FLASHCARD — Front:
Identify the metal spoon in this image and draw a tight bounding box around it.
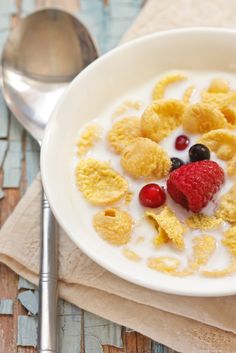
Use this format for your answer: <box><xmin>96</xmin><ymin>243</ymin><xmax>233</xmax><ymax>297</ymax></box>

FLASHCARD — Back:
<box><xmin>1</xmin><ymin>9</ymin><xmax>98</xmax><ymax>352</ymax></box>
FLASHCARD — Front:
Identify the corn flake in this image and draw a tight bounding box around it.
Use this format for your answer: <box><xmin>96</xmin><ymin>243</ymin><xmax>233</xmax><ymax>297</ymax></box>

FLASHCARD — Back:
<box><xmin>121</xmin><ymin>137</ymin><xmax>171</xmax><ymax>179</ymax></box>
<box><xmin>112</xmin><ymin>100</ymin><xmax>143</xmax><ymax>118</ymax></box>
<box><xmin>216</xmin><ymin>184</ymin><xmax>236</xmax><ymax>222</ymax></box>
<box><xmin>77</xmin><ymin>125</ymin><xmax>100</xmax><ymax>157</ymax></box>
<box><xmin>183</xmin><ymin>85</ymin><xmax>195</xmax><ymax>103</ymax></box>
<box><xmin>227</xmin><ymin>156</ymin><xmax>236</xmax><ymax>177</ymax></box>
<box><xmin>191</xmin><ymin>235</ymin><xmax>216</xmax><ymax>268</ymax></box>
<box><xmin>147</xmin><ymin>256</ymin><xmax>180</xmax><ymax>273</ymax></box>
<box><xmin>152</xmin><ymin>72</ymin><xmax>186</xmax><ymax>100</ymax></box>
<box><xmin>221</xmin><ymin>105</ymin><xmax>236</xmax><ymax>128</ymax></box>
<box><xmin>199</xmin><ymin>129</ymin><xmax>236</xmax><ymax>160</ymax></box>
<box><xmin>122</xmin><ymin>248</ymin><xmax>141</xmax><ymax>261</ymax></box>
<box><xmin>125</xmin><ymin>192</ymin><xmax>133</xmax><ymax>205</ymax></box>
<box><xmin>186</xmin><ymin>214</ymin><xmax>221</xmax><ymax>230</ymax></box>
<box><xmin>207</xmin><ymin>78</ymin><xmax>230</xmax><ymax>94</ymax></box>
<box><xmin>202</xmin><ymin>91</ymin><xmax>236</xmax><ymax>110</ymax></box>
<box><xmin>222</xmin><ymin>226</ymin><xmax>236</xmax><ymax>256</ymax></box>
<box><xmin>182</xmin><ymin>103</ymin><xmax>227</xmax><ymax>134</ymax></box>
<box><xmin>76</xmin><ymin>158</ymin><xmax>128</xmax><ymax>205</ymax></box>
<box><xmin>202</xmin><ymin>259</ymin><xmax>236</xmax><ymax>277</ymax></box>
<box><xmin>93</xmin><ymin>208</ymin><xmax>133</xmax><ymax>245</ymax></box>
<box><xmin>141</xmin><ymin>99</ymin><xmax>186</xmax><ymax>142</ymax></box>
<box><xmin>146</xmin><ymin>207</ymin><xmax>185</xmax><ymax>250</ymax></box>
<box><xmin>107</xmin><ymin>117</ymin><xmax>141</xmax><ymax>153</ymax></box>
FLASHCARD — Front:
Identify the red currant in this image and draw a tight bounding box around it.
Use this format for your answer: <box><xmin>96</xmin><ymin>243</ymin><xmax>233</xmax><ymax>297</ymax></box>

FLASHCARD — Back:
<box><xmin>139</xmin><ymin>183</ymin><xmax>166</xmax><ymax>208</ymax></box>
<box><xmin>175</xmin><ymin>135</ymin><xmax>190</xmax><ymax>151</ymax></box>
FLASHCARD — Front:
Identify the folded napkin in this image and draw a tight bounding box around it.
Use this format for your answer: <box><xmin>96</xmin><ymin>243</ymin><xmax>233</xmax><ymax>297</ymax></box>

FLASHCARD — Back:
<box><xmin>1</xmin><ymin>1</ymin><xmax>236</xmax><ymax>352</ymax></box>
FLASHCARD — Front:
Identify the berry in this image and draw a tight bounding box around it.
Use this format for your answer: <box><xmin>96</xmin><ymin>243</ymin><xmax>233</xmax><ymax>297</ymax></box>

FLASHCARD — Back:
<box><xmin>167</xmin><ymin>160</ymin><xmax>224</xmax><ymax>213</ymax></box>
<box><xmin>189</xmin><ymin>143</ymin><xmax>210</xmax><ymax>162</ymax></box>
<box><xmin>175</xmin><ymin>135</ymin><xmax>190</xmax><ymax>151</ymax></box>
<box><xmin>139</xmin><ymin>183</ymin><xmax>166</xmax><ymax>208</ymax></box>
<box><xmin>170</xmin><ymin>157</ymin><xmax>184</xmax><ymax>171</ymax></box>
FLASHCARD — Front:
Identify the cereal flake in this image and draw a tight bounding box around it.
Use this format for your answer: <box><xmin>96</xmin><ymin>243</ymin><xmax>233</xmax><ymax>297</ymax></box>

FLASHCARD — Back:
<box><xmin>146</xmin><ymin>207</ymin><xmax>185</xmax><ymax>250</ymax></box>
<box><xmin>93</xmin><ymin>208</ymin><xmax>133</xmax><ymax>245</ymax></box>
<box><xmin>121</xmin><ymin>137</ymin><xmax>171</xmax><ymax>179</ymax></box>
<box><xmin>202</xmin><ymin>259</ymin><xmax>236</xmax><ymax>277</ymax></box>
<box><xmin>222</xmin><ymin>226</ymin><xmax>236</xmax><ymax>256</ymax></box>
<box><xmin>207</xmin><ymin>78</ymin><xmax>230</xmax><ymax>94</ymax></box>
<box><xmin>191</xmin><ymin>235</ymin><xmax>216</xmax><ymax>268</ymax></box>
<box><xmin>216</xmin><ymin>183</ymin><xmax>236</xmax><ymax>222</ymax></box>
<box><xmin>186</xmin><ymin>214</ymin><xmax>221</xmax><ymax>230</ymax></box>
<box><xmin>76</xmin><ymin>158</ymin><xmax>128</xmax><ymax>205</ymax></box>
<box><xmin>147</xmin><ymin>257</ymin><xmax>180</xmax><ymax>273</ymax></box>
<box><xmin>202</xmin><ymin>91</ymin><xmax>236</xmax><ymax>110</ymax></box>
<box><xmin>152</xmin><ymin>72</ymin><xmax>186</xmax><ymax>100</ymax></box>
<box><xmin>183</xmin><ymin>85</ymin><xmax>195</xmax><ymax>103</ymax></box>
<box><xmin>107</xmin><ymin>117</ymin><xmax>141</xmax><ymax>153</ymax></box>
<box><xmin>122</xmin><ymin>248</ymin><xmax>141</xmax><ymax>261</ymax></box>
<box><xmin>199</xmin><ymin>129</ymin><xmax>236</xmax><ymax>160</ymax></box>
<box><xmin>182</xmin><ymin>103</ymin><xmax>227</xmax><ymax>134</ymax></box>
<box><xmin>77</xmin><ymin>125</ymin><xmax>100</xmax><ymax>156</ymax></box>
<box><xmin>141</xmin><ymin>99</ymin><xmax>186</xmax><ymax>142</ymax></box>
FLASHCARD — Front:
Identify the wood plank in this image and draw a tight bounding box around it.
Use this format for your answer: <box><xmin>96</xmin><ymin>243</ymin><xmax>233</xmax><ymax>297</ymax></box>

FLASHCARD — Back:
<box><xmin>25</xmin><ymin>134</ymin><xmax>39</xmax><ymax>186</ymax></box>
<box><xmin>0</xmin><ymin>299</ymin><xmax>13</xmax><ymax>314</ymax></box>
<box><xmin>0</xmin><ymin>91</ymin><xmax>9</xmax><ymax>138</ymax></box>
<box><xmin>58</xmin><ymin>300</ymin><xmax>82</xmax><ymax>353</ymax></box>
<box><xmin>0</xmin><ymin>264</ymin><xmax>18</xmax><ymax>353</ymax></box>
<box><xmin>3</xmin><ymin>116</ymin><xmax>23</xmax><ymax>188</ymax></box>
<box><xmin>17</xmin><ymin>316</ymin><xmax>38</xmax><ymax>347</ymax></box>
<box><xmin>18</xmin><ymin>278</ymin><xmax>36</xmax><ymax>291</ymax></box>
<box><xmin>84</xmin><ymin>311</ymin><xmax>123</xmax><ymax>353</ymax></box>
<box><xmin>18</xmin><ymin>291</ymin><xmax>38</xmax><ymax>315</ymax></box>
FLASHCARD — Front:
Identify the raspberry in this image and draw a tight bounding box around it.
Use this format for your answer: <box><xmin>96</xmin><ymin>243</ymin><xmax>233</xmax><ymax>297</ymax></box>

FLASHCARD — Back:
<box><xmin>167</xmin><ymin>160</ymin><xmax>224</xmax><ymax>213</ymax></box>
<box><xmin>139</xmin><ymin>183</ymin><xmax>166</xmax><ymax>208</ymax></box>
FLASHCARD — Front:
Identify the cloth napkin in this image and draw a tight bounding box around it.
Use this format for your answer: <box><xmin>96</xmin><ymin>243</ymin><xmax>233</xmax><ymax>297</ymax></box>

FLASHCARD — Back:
<box><xmin>1</xmin><ymin>1</ymin><xmax>236</xmax><ymax>352</ymax></box>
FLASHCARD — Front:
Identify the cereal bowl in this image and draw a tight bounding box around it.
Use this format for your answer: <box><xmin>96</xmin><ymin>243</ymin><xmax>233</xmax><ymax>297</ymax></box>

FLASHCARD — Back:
<box><xmin>41</xmin><ymin>28</ymin><xmax>236</xmax><ymax>296</ymax></box>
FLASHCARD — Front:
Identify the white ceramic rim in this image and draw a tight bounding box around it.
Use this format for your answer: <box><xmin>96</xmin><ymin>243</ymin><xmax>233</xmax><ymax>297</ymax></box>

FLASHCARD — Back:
<box><xmin>41</xmin><ymin>27</ymin><xmax>236</xmax><ymax>297</ymax></box>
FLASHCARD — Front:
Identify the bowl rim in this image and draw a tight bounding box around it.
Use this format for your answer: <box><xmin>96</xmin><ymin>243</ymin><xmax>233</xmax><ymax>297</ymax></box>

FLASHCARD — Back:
<box><xmin>41</xmin><ymin>27</ymin><xmax>236</xmax><ymax>297</ymax></box>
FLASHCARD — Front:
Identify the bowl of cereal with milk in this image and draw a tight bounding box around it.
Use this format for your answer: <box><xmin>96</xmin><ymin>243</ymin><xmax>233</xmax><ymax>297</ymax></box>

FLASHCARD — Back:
<box><xmin>41</xmin><ymin>28</ymin><xmax>236</xmax><ymax>296</ymax></box>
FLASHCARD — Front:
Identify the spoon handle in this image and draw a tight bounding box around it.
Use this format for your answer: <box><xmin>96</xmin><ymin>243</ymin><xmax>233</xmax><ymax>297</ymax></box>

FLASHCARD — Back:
<box><xmin>38</xmin><ymin>192</ymin><xmax>58</xmax><ymax>353</ymax></box>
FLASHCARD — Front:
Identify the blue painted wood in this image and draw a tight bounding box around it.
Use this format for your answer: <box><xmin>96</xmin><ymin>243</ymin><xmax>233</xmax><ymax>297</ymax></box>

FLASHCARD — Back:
<box><xmin>25</xmin><ymin>133</ymin><xmax>40</xmax><ymax>185</ymax></box>
<box><xmin>17</xmin><ymin>315</ymin><xmax>38</xmax><ymax>347</ymax></box>
<box><xmin>0</xmin><ymin>90</ymin><xmax>9</xmax><ymax>138</ymax></box>
<box><xmin>18</xmin><ymin>277</ymin><xmax>36</xmax><ymax>290</ymax></box>
<box><xmin>58</xmin><ymin>300</ymin><xmax>82</xmax><ymax>353</ymax></box>
<box><xmin>18</xmin><ymin>290</ymin><xmax>38</xmax><ymax>315</ymax></box>
<box><xmin>152</xmin><ymin>342</ymin><xmax>169</xmax><ymax>353</ymax></box>
<box><xmin>84</xmin><ymin>311</ymin><xmax>123</xmax><ymax>352</ymax></box>
<box><xmin>0</xmin><ymin>140</ymin><xmax>7</xmax><ymax>165</ymax></box>
<box><xmin>0</xmin><ymin>299</ymin><xmax>13</xmax><ymax>314</ymax></box>
<box><xmin>3</xmin><ymin>115</ymin><xmax>23</xmax><ymax>187</ymax></box>
<box><xmin>78</xmin><ymin>0</ymin><xmax>143</xmax><ymax>53</ymax></box>
<box><xmin>0</xmin><ymin>1</ymin><xmax>16</xmax><ymax>15</ymax></box>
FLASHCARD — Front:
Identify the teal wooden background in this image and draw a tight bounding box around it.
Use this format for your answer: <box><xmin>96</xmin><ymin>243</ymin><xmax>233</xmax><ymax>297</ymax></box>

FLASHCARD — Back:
<box><xmin>0</xmin><ymin>1</ymin><xmax>176</xmax><ymax>352</ymax></box>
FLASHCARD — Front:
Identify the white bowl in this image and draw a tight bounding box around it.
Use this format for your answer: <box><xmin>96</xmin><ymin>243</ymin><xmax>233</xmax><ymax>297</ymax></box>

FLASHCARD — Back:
<box><xmin>41</xmin><ymin>28</ymin><xmax>236</xmax><ymax>296</ymax></box>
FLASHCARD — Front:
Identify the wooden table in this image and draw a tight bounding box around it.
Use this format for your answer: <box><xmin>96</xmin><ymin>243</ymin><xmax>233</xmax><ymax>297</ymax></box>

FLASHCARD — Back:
<box><xmin>0</xmin><ymin>1</ymin><xmax>177</xmax><ymax>352</ymax></box>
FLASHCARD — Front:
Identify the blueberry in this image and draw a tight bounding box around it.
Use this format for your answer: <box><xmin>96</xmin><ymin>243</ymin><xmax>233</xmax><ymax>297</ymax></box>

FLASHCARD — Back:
<box><xmin>170</xmin><ymin>157</ymin><xmax>184</xmax><ymax>171</ymax></box>
<box><xmin>189</xmin><ymin>144</ymin><xmax>210</xmax><ymax>162</ymax></box>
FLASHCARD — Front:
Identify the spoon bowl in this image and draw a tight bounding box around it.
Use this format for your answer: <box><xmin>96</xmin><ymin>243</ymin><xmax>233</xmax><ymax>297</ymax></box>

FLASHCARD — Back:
<box><xmin>1</xmin><ymin>9</ymin><xmax>98</xmax><ymax>141</ymax></box>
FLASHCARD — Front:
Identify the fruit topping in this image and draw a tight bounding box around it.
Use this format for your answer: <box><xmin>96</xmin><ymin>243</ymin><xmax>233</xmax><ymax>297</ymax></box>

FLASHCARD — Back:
<box><xmin>189</xmin><ymin>143</ymin><xmax>210</xmax><ymax>162</ymax></box>
<box><xmin>139</xmin><ymin>183</ymin><xmax>166</xmax><ymax>208</ymax></box>
<box><xmin>170</xmin><ymin>157</ymin><xmax>184</xmax><ymax>171</ymax></box>
<box><xmin>167</xmin><ymin>160</ymin><xmax>224</xmax><ymax>213</ymax></box>
<box><xmin>175</xmin><ymin>135</ymin><xmax>190</xmax><ymax>150</ymax></box>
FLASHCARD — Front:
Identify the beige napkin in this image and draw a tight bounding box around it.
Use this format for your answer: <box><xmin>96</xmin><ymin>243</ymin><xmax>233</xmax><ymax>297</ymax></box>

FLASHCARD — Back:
<box><xmin>1</xmin><ymin>1</ymin><xmax>236</xmax><ymax>352</ymax></box>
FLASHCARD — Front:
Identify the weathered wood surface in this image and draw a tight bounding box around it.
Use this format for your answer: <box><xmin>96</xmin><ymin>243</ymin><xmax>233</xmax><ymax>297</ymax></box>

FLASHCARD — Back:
<box><xmin>0</xmin><ymin>0</ymin><xmax>178</xmax><ymax>352</ymax></box>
